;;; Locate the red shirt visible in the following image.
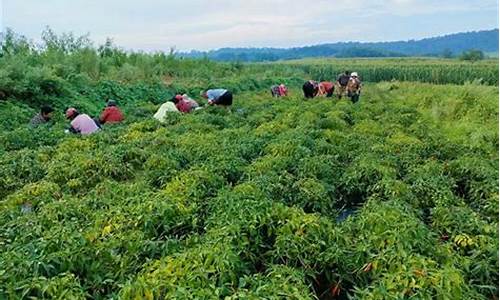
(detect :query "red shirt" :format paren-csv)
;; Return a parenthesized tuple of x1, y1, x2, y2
(175, 99, 193, 113)
(320, 81, 334, 93)
(100, 106, 124, 124)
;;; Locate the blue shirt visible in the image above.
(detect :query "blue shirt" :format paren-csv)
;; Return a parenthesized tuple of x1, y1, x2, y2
(206, 89, 227, 101)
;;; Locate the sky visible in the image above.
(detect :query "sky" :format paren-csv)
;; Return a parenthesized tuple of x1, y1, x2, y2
(0, 0, 498, 51)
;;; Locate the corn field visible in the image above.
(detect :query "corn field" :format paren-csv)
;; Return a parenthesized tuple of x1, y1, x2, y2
(258, 58, 499, 85)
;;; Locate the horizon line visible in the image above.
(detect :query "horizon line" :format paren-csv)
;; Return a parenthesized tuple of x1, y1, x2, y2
(0, 27, 497, 53)
(182, 28, 499, 53)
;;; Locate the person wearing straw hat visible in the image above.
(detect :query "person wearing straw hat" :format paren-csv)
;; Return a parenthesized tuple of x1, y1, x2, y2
(347, 72, 362, 103)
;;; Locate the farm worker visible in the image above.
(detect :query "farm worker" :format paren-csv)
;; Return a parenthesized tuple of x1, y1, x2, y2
(318, 81, 335, 97)
(65, 108, 100, 135)
(99, 100, 124, 124)
(153, 100, 179, 123)
(302, 80, 319, 98)
(172, 94, 200, 113)
(336, 71, 351, 99)
(271, 84, 288, 97)
(347, 72, 362, 103)
(30, 105, 55, 127)
(202, 89, 233, 107)
(278, 84, 288, 97)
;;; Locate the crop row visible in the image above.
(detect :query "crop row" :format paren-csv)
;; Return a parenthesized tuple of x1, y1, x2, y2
(0, 81, 497, 299)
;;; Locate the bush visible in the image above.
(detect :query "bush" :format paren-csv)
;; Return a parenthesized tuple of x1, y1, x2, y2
(459, 49, 485, 62)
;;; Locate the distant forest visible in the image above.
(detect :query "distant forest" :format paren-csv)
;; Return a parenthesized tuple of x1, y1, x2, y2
(181, 29, 499, 62)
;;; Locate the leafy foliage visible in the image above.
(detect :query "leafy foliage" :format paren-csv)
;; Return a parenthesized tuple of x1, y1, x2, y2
(0, 32, 498, 299)
(460, 49, 485, 62)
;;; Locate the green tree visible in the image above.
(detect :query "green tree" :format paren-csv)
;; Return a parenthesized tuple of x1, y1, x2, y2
(41, 26, 92, 53)
(442, 48, 453, 58)
(459, 49, 485, 62)
(0, 28, 33, 56)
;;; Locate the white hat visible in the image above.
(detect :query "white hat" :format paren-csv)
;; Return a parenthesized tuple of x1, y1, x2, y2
(351, 72, 358, 77)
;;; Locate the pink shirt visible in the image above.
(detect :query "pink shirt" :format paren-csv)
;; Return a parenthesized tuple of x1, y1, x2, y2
(71, 114, 100, 135)
(278, 84, 288, 96)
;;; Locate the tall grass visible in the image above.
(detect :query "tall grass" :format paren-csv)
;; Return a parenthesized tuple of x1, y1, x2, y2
(1, 30, 498, 109)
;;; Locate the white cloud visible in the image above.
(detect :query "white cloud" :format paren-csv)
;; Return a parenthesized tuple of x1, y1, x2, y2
(2, 0, 497, 50)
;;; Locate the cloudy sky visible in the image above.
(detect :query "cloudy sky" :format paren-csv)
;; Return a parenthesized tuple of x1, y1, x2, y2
(1, 0, 498, 51)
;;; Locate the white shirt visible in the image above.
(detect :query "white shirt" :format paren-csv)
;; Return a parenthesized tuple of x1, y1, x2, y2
(154, 102, 179, 123)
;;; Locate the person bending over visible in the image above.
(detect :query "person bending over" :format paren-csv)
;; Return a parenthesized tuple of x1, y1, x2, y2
(302, 80, 319, 99)
(100, 100, 124, 124)
(65, 108, 100, 135)
(30, 105, 55, 127)
(202, 89, 233, 107)
(172, 94, 200, 113)
(318, 81, 335, 98)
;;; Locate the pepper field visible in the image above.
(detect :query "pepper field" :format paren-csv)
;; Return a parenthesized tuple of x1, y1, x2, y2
(0, 42, 498, 299)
